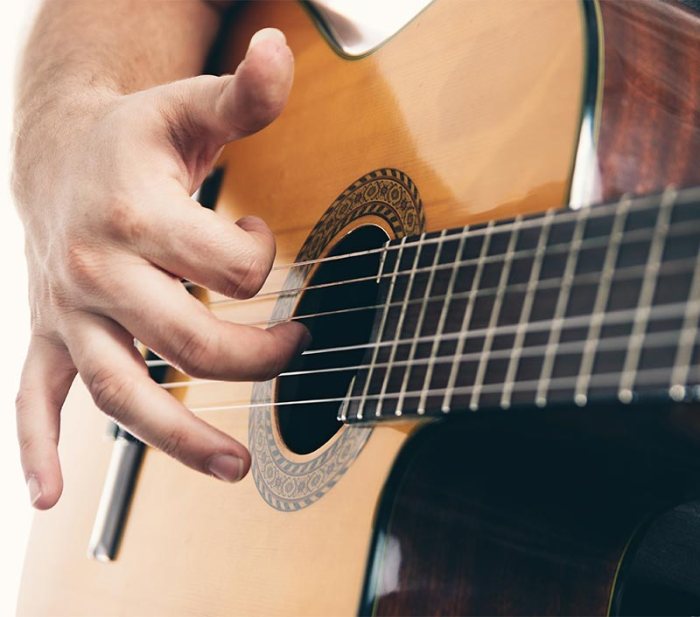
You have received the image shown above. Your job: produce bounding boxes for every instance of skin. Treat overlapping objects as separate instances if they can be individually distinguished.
[12,0,309,510]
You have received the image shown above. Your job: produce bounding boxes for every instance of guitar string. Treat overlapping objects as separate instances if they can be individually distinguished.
[143,188,700,412]
[145,255,699,369]
[158,325,695,392]
[184,363,700,416]
[203,214,700,308]
[147,301,700,409]
[185,186,696,302]
[150,190,700,411]
[171,227,700,358]
[239,186,698,278]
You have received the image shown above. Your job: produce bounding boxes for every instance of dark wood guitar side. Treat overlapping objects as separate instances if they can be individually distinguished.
[598,0,700,201]
[362,406,700,616]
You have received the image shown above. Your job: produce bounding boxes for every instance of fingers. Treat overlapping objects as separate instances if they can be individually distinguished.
[16,263,307,510]
[16,335,77,509]
[158,28,293,154]
[220,28,295,136]
[64,313,252,482]
[110,25,291,297]
[92,261,309,381]
[134,188,277,299]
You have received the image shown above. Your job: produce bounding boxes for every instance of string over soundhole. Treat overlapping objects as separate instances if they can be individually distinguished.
[276,225,389,454]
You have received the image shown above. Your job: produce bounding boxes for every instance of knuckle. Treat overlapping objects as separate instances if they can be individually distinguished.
[104,198,148,245]
[15,391,57,454]
[226,257,269,299]
[17,431,37,457]
[64,243,99,284]
[171,328,217,377]
[161,77,220,165]
[228,63,286,135]
[86,366,133,422]
[257,365,279,383]
[249,333,287,381]
[155,427,188,458]
[261,348,287,381]
[15,388,30,414]
[63,243,112,298]
[46,281,73,312]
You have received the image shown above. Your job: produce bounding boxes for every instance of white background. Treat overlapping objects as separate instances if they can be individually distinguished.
[0,1,42,612]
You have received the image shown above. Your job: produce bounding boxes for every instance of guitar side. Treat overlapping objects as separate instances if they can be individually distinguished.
[361,406,700,616]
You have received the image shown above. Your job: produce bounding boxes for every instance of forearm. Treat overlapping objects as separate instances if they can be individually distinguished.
[18,0,225,97]
[14,0,228,204]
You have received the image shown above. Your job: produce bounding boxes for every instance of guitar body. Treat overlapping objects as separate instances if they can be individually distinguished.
[17,1,700,615]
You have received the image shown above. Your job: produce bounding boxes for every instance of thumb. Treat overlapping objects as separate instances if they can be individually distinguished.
[158,28,294,157]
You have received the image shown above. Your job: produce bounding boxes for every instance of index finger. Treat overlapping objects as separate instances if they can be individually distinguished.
[82,257,309,382]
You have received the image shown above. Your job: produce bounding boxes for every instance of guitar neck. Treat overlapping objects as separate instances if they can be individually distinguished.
[344,186,700,423]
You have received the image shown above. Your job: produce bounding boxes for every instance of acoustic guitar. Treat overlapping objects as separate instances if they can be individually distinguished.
[17,0,700,614]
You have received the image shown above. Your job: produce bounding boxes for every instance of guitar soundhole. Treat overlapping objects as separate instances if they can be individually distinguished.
[276,225,389,454]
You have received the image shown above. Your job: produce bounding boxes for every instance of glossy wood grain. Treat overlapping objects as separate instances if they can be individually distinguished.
[363,406,700,616]
[597,0,700,201]
[215,0,584,240]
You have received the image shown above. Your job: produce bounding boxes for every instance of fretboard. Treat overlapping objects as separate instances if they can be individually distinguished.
[342,187,700,424]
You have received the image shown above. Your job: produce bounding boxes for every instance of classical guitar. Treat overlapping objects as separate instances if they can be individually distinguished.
[18,0,700,615]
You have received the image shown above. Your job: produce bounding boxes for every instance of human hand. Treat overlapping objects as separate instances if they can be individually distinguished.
[12,29,308,509]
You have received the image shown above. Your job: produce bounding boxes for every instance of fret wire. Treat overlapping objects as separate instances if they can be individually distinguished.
[206,219,700,311]
[190,220,700,335]
[183,189,700,302]
[469,216,523,411]
[574,195,632,406]
[500,210,555,409]
[442,220,495,412]
[416,230,469,414]
[354,236,407,421]
[618,188,677,401]
[209,223,700,329]
[188,363,700,417]
[374,237,424,418]
[535,206,591,407]
[375,238,391,284]
[147,257,698,370]
[395,230,448,415]
[249,187,700,277]
[162,324,697,392]
[275,227,465,273]
[670,247,700,398]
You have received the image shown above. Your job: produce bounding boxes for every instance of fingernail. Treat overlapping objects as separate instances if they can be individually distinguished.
[249,28,286,51]
[208,454,244,482]
[26,475,42,506]
[298,328,313,353]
